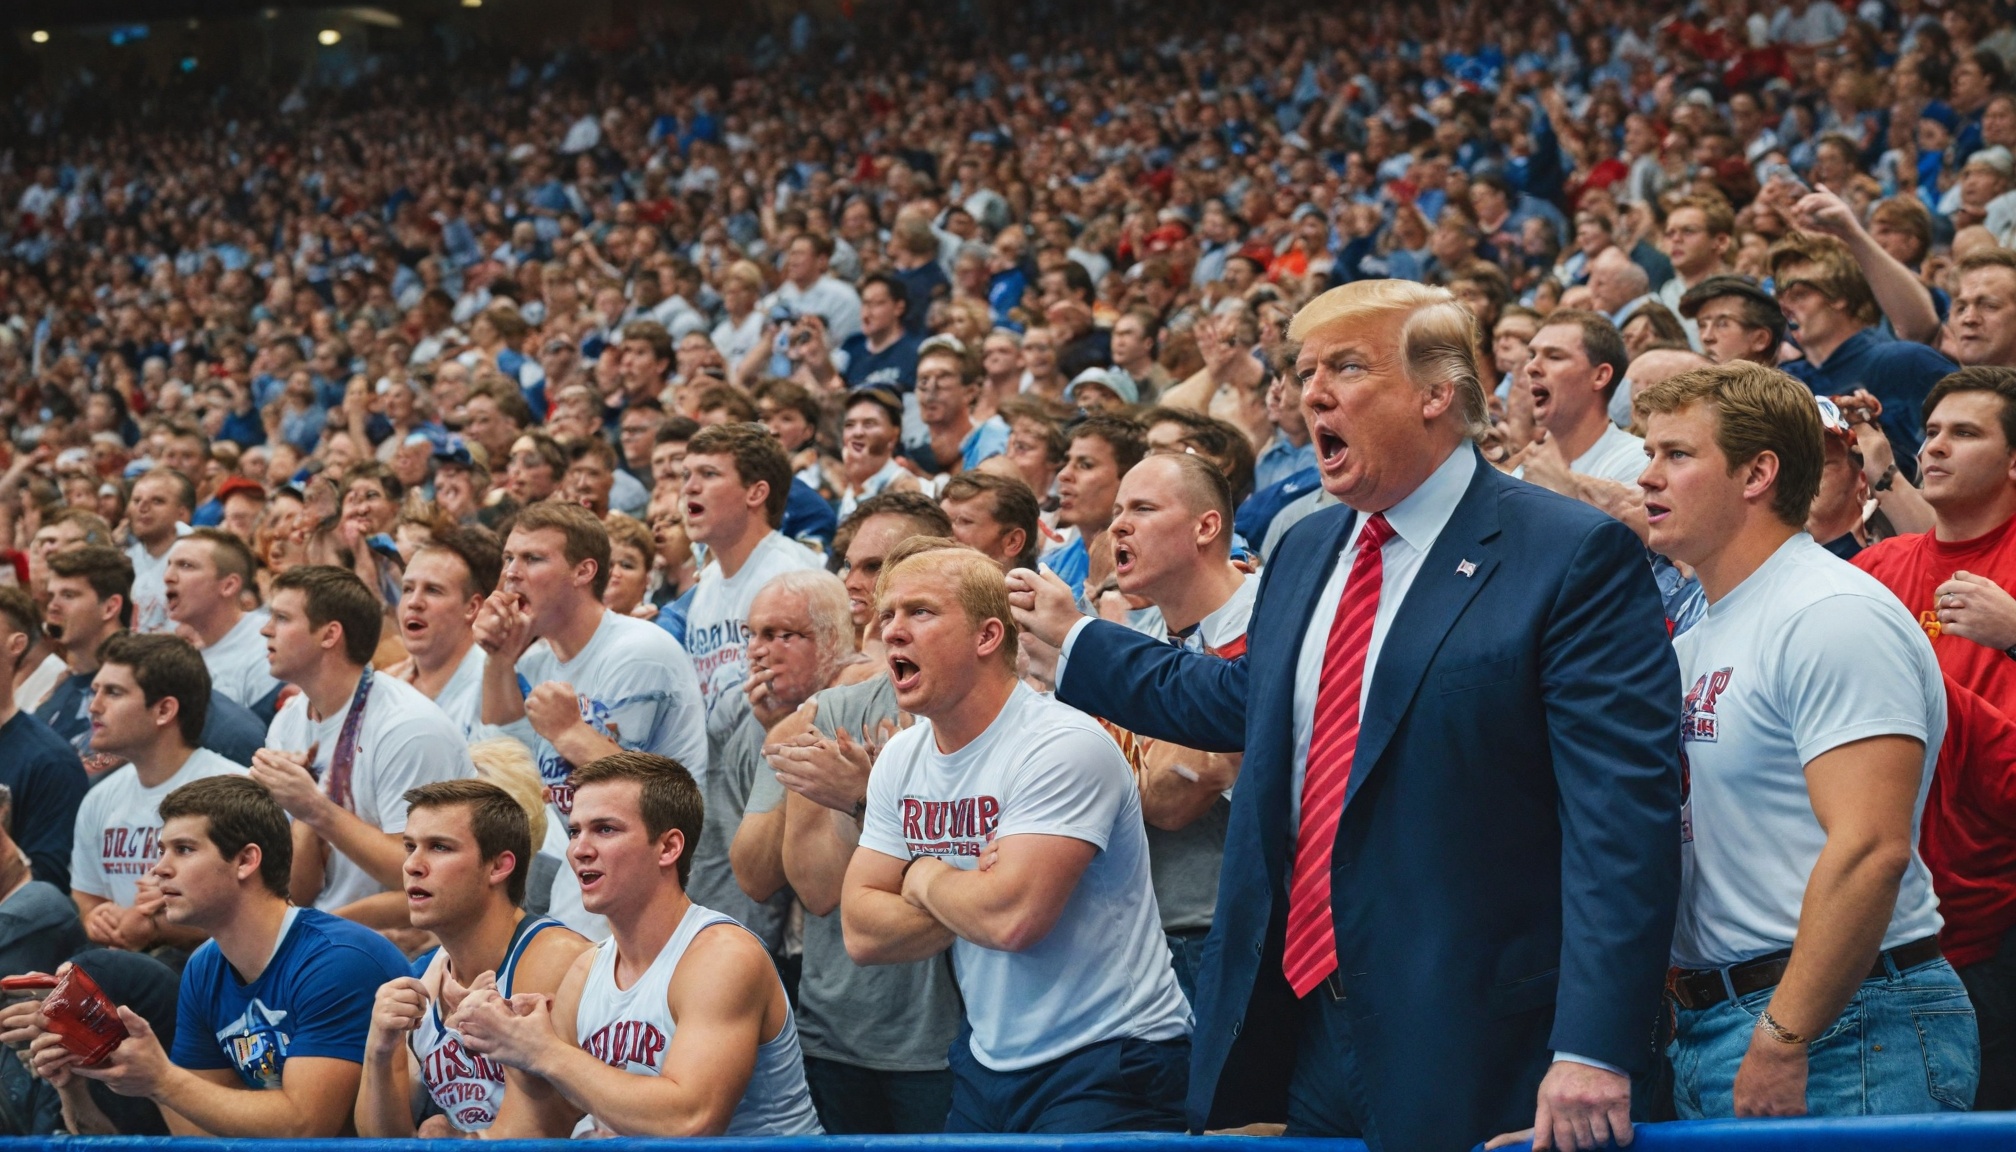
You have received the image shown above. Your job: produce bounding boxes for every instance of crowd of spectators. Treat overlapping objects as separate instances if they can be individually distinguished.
[0,0,2011,1142]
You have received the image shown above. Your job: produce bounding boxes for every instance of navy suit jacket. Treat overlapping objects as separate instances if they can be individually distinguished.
[1058,451,1681,1150]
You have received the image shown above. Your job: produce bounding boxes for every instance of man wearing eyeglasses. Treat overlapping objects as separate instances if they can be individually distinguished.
[1656,199,1737,350]
[1680,276,1786,369]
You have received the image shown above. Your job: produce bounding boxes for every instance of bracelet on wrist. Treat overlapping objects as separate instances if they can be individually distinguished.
[1756,1009,1808,1046]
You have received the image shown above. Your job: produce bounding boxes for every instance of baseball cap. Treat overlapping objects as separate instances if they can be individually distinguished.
[1065,367,1140,407]
[213,476,266,503]
[1676,274,1787,346]
[918,334,969,360]
[1966,145,2015,177]
[1920,101,1961,133]
[432,435,484,470]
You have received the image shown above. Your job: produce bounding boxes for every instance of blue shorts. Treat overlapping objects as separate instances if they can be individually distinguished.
[944,1023,1190,1134]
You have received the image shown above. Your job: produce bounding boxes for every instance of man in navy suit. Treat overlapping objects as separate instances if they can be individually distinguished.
[1009,280,1682,1152]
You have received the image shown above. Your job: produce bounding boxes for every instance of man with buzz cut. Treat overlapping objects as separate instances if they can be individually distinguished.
[356,779,591,1137]
[254,565,473,920]
[124,469,196,636]
[477,501,706,939]
[448,752,823,1137]
[842,543,1191,1134]
[165,528,282,720]
[30,774,412,1136]
[679,422,823,725]
[72,634,244,958]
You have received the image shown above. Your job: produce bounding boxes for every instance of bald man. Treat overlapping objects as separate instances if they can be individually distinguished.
[1012,280,1681,1151]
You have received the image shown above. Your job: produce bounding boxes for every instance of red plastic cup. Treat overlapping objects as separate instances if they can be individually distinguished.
[41,966,127,1067]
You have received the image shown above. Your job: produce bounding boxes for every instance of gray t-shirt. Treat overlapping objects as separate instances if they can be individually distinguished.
[746,674,963,1071]
[1147,803,1227,932]
[686,692,792,953]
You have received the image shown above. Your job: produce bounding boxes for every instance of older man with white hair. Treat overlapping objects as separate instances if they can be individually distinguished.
[1011,279,1682,1151]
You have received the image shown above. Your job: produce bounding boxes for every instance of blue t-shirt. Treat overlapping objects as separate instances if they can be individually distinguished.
[172,907,409,1088]
[0,711,87,891]
[1041,534,1089,600]
[840,331,923,394]
[962,418,1010,471]
[891,261,950,336]
[1781,327,1954,476]
[781,477,838,550]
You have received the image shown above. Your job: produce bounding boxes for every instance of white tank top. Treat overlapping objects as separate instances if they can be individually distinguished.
[572,902,822,1136]
[409,915,567,1132]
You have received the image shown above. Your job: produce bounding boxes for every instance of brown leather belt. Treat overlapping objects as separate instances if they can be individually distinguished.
[1666,935,1944,1012]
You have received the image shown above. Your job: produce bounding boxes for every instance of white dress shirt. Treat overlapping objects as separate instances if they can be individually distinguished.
[1056,444,1618,1076]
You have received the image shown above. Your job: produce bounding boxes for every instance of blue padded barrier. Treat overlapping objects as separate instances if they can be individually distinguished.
[1479,1112,2016,1151]
[12,1120,2016,1152]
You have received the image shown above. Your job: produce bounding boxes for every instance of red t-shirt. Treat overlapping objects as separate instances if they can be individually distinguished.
[1853,517,2016,718]
[1921,678,2016,968]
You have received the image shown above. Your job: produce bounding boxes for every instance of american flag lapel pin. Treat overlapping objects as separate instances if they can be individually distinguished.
[1456,559,1477,578]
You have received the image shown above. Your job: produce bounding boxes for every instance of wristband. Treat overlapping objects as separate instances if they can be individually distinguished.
[1756,1009,1808,1046]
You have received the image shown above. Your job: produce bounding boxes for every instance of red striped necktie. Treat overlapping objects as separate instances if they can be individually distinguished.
[1283,512,1394,997]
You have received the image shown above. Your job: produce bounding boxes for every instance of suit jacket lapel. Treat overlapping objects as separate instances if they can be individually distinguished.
[1343,455,1504,812]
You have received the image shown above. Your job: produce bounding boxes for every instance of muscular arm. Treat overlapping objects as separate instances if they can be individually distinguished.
[1764,735,1927,1040]
[288,821,328,909]
[297,803,410,895]
[904,834,1097,952]
[841,848,957,965]
[522,929,773,1137]
[1841,224,1940,345]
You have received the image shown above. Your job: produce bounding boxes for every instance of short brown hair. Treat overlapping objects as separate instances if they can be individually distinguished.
[998,399,1068,466]
[345,460,405,506]
[405,778,532,906]
[510,501,614,599]
[471,383,535,431]
[1633,361,1825,527]
[621,320,675,367]
[1958,246,2016,284]
[875,542,1019,668]
[0,586,39,648]
[1767,233,1880,327]
[99,633,210,747]
[272,565,382,666]
[1070,413,1149,476]
[939,472,1042,570]
[49,545,135,629]
[1537,309,1632,401]
[1869,197,1935,264]
[158,775,293,898]
[604,512,656,563]
[752,378,821,428]
[184,527,259,594]
[415,523,503,600]
[1673,195,1735,239]
[1923,366,2016,449]
[569,752,705,885]
[687,423,792,528]
[848,490,954,540]
[695,384,759,424]
[139,467,196,513]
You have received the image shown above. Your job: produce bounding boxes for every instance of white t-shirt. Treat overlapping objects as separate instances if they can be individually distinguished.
[200,611,281,709]
[508,609,708,940]
[126,525,193,635]
[14,652,67,712]
[266,672,474,912]
[1670,534,1946,969]
[1572,423,1648,487]
[430,643,488,740]
[858,684,1191,1070]
[70,749,245,907]
[683,532,823,721]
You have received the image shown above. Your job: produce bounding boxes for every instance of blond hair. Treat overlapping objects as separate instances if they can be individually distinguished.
[875,539,1018,668]
[1287,280,1487,436]
[1632,361,1824,527]
[468,737,548,850]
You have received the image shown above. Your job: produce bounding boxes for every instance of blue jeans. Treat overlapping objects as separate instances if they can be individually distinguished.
[1165,929,1209,1011]
[1669,955,1978,1117]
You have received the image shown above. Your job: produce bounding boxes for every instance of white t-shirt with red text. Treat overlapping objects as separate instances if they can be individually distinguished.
[70,748,245,906]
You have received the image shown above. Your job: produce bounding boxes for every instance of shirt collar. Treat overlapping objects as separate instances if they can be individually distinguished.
[1351,443,1477,554]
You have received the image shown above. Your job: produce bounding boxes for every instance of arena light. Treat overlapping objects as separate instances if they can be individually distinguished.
[462,0,483,7]
[30,30,50,44]
[317,29,342,46]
